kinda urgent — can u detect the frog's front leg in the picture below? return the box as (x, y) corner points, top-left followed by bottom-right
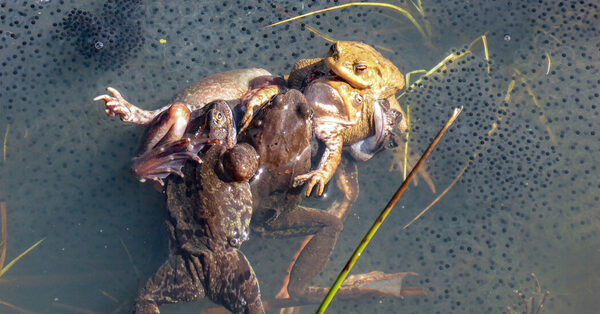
(294, 126), (344, 197)
(137, 102), (192, 155)
(238, 84), (287, 133)
(94, 87), (172, 125)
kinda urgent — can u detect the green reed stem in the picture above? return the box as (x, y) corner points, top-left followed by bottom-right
(317, 107), (463, 313)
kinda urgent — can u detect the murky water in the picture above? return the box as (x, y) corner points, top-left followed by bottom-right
(0, 0), (598, 313)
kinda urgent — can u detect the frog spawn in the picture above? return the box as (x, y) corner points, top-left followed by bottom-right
(1, 0), (600, 313)
(57, 0), (144, 69)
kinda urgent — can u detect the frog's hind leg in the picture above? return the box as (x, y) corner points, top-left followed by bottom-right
(278, 159), (358, 302)
(137, 102), (191, 155)
(134, 253), (205, 314)
(278, 271), (424, 306)
(271, 159), (424, 307)
(197, 249), (264, 314)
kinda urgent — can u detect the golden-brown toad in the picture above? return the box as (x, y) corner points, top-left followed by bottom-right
(239, 42), (407, 196)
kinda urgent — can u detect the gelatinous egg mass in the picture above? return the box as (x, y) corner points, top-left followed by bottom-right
(57, 0), (144, 69)
(0, 0), (598, 313)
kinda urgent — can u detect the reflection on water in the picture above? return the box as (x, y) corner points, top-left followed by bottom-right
(0, 0), (598, 313)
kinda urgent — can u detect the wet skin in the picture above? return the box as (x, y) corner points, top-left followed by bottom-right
(292, 41), (407, 197)
(96, 69), (420, 311)
(239, 90), (422, 306)
(134, 143), (263, 314)
(94, 68), (281, 186)
(129, 100), (236, 186)
(239, 41), (407, 197)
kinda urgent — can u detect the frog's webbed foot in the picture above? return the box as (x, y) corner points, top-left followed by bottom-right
(293, 169), (332, 197)
(284, 271), (424, 305)
(94, 87), (160, 125)
(132, 137), (218, 186)
(340, 271), (425, 299)
(239, 85), (286, 133)
(389, 149), (436, 193)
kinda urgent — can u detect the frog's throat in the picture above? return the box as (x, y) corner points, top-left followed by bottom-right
(341, 95), (376, 144)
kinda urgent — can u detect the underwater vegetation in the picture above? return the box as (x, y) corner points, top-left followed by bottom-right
(57, 0), (144, 69)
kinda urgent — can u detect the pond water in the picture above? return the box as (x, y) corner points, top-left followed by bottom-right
(0, 0), (598, 313)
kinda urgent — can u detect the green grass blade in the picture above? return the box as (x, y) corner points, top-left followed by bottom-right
(317, 108), (462, 313)
(0, 238), (45, 278)
(266, 2), (428, 41)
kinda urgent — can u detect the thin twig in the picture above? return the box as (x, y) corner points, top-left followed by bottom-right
(272, 4), (337, 43)
(99, 289), (119, 303)
(0, 299), (35, 314)
(403, 160), (470, 230)
(317, 107), (463, 313)
(0, 202), (6, 270)
(2, 124), (9, 162)
(120, 238), (141, 278)
(266, 3), (427, 41)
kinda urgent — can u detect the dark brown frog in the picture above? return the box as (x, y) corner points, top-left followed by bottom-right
(239, 89), (423, 308)
(134, 139), (264, 313)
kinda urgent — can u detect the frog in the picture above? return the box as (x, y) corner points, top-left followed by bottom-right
(94, 68), (285, 186)
(95, 68), (280, 126)
(238, 89), (423, 308)
(238, 41), (408, 197)
(134, 142), (263, 314)
(294, 76), (406, 197)
(128, 100), (237, 187)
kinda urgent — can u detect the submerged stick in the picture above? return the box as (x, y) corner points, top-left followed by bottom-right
(0, 202), (6, 270)
(317, 107), (463, 313)
(120, 238), (141, 278)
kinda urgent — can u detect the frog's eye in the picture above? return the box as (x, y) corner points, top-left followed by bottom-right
(213, 111), (224, 126)
(354, 64), (367, 73)
(229, 237), (240, 247)
(355, 94), (363, 104)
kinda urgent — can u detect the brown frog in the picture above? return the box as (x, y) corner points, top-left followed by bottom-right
(94, 68), (284, 186)
(239, 89), (423, 308)
(292, 42), (407, 197)
(134, 140), (264, 313)
(239, 42), (407, 197)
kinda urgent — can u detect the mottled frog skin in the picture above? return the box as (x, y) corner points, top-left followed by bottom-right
(291, 41), (407, 197)
(239, 90), (421, 307)
(239, 42), (406, 197)
(134, 143), (263, 314)
(129, 100), (237, 186)
(94, 68), (281, 186)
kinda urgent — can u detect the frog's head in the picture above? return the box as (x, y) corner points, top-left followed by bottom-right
(222, 143), (259, 182)
(304, 78), (365, 122)
(324, 41), (405, 96)
(206, 101), (237, 149)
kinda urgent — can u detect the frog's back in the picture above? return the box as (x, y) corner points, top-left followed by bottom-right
(174, 68), (273, 108)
